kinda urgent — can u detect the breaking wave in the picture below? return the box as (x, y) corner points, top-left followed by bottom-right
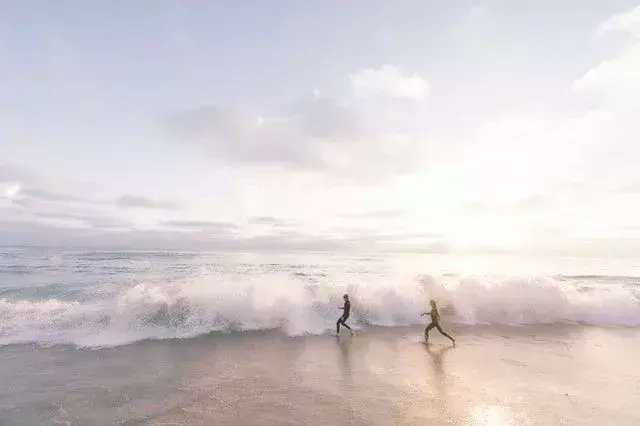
(0, 272), (638, 348)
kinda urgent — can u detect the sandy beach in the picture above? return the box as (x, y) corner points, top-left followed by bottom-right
(1, 325), (638, 425)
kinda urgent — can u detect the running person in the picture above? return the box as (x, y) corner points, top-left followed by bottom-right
(336, 294), (353, 335)
(421, 300), (455, 345)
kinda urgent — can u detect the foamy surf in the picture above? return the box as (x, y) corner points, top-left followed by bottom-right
(0, 271), (638, 348)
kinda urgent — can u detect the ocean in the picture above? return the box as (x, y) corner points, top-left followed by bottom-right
(1, 248), (639, 424)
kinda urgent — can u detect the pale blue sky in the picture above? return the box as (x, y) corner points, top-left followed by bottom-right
(2, 1), (640, 253)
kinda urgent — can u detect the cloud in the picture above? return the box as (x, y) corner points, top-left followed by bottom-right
(32, 212), (133, 229)
(1, 184), (132, 230)
(6, 214), (640, 256)
(237, 233), (347, 252)
(167, 66), (430, 182)
(243, 229), (449, 253)
(7, 198), (35, 208)
(117, 195), (179, 210)
(247, 216), (291, 226)
(350, 66), (429, 101)
(0, 214), (451, 253)
(572, 47), (640, 99)
(0, 165), (99, 205)
(169, 105), (327, 169)
(159, 220), (238, 232)
(74, 215), (131, 229)
(19, 187), (86, 203)
(596, 5), (640, 37)
(0, 220), (337, 251)
(569, 4), (640, 182)
(464, 194), (552, 214)
(330, 226), (445, 243)
(0, 164), (103, 206)
(339, 210), (403, 219)
(573, 6), (640, 100)
(10, 188), (179, 210)
(2, 182), (106, 210)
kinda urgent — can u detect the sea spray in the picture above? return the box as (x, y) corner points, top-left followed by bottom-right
(0, 271), (638, 348)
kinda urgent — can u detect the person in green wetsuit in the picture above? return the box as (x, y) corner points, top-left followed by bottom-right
(421, 299), (455, 345)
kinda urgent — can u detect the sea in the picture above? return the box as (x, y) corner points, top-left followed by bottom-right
(1, 247), (639, 424)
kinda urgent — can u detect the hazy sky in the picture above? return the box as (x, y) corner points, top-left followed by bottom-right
(2, 1), (640, 255)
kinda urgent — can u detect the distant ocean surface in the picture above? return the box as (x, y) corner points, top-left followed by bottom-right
(1, 247), (639, 349)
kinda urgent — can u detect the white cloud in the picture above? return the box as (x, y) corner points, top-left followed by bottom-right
(117, 195), (180, 210)
(0, 217), (450, 252)
(574, 5), (640, 99)
(570, 4), (640, 183)
(33, 211), (133, 230)
(596, 5), (640, 37)
(572, 45), (640, 99)
(19, 187), (86, 203)
(350, 65), (429, 101)
(159, 220), (238, 232)
(248, 216), (292, 226)
(168, 68), (431, 183)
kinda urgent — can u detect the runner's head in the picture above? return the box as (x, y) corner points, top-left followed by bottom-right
(343, 294), (349, 301)
(429, 299), (437, 307)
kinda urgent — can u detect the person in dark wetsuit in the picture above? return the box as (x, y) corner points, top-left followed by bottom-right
(421, 299), (455, 345)
(336, 294), (353, 335)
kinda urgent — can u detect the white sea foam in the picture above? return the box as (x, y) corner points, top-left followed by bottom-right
(0, 272), (638, 348)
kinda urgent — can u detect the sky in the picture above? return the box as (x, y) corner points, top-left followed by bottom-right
(1, 0), (640, 255)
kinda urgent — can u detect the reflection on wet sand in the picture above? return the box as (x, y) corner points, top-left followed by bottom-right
(336, 335), (353, 383)
(424, 344), (453, 384)
(424, 344), (455, 422)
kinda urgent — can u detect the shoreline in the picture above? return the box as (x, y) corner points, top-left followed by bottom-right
(0, 321), (623, 351)
(1, 320), (636, 351)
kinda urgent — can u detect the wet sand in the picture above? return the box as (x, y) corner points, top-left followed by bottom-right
(1, 325), (639, 425)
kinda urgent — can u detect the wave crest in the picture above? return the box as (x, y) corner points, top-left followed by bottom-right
(0, 272), (638, 348)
